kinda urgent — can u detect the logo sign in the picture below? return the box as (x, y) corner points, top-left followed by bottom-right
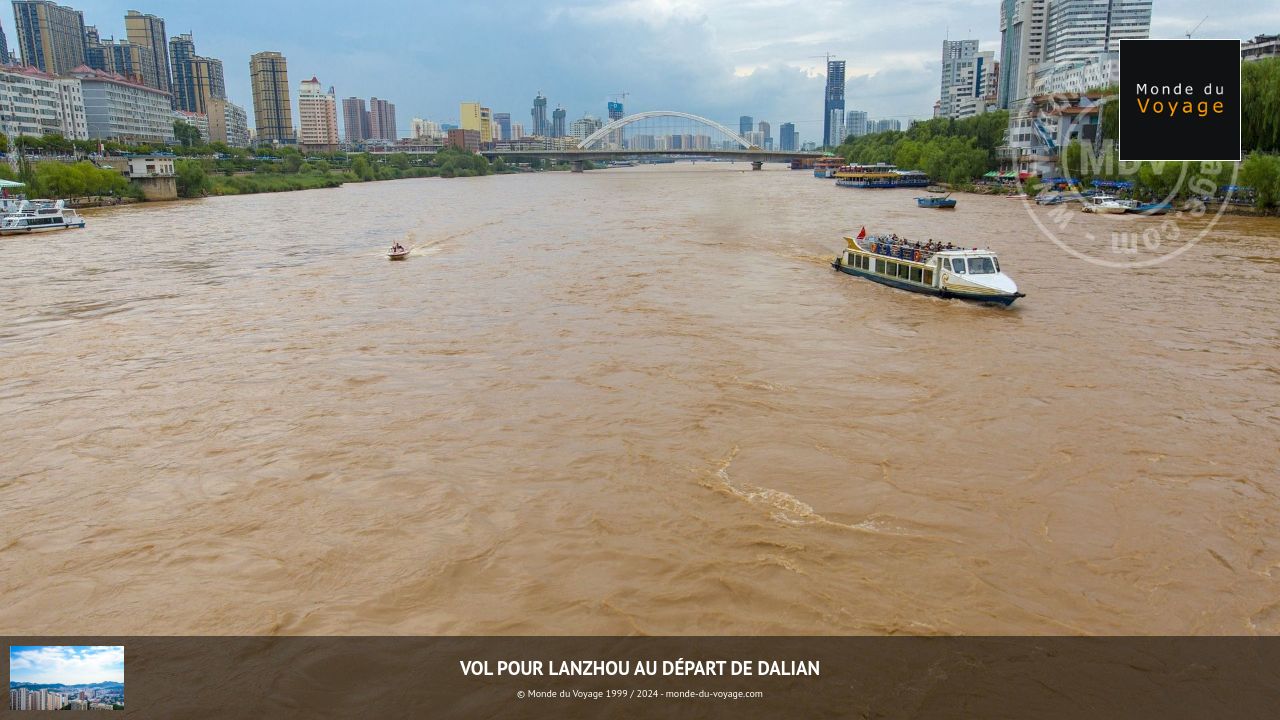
(608, 102), (624, 115)
(1119, 39), (1241, 161)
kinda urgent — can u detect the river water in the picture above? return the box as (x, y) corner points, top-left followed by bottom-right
(2, 164), (1278, 635)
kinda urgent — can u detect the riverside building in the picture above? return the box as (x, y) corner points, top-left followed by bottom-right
(0, 63), (87, 139)
(297, 76), (339, 153)
(72, 65), (174, 143)
(249, 50), (294, 144)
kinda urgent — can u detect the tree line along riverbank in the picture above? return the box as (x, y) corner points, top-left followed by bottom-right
(0, 129), (597, 203)
(833, 57), (1280, 212)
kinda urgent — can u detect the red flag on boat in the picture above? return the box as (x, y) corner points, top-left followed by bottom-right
(856, 226), (866, 240)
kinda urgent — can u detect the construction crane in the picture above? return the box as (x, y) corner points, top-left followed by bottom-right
(1186, 15), (1208, 39)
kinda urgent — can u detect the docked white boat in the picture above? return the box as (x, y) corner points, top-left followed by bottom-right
(1081, 195), (1135, 214)
(0, 199), (86, 235)
(832, 231), (1024, 306)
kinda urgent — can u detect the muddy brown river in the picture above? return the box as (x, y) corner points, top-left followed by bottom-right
(2, 164), (1278, 635)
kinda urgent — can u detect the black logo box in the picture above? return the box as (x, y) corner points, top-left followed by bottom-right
(1120, 39), (1241, 162)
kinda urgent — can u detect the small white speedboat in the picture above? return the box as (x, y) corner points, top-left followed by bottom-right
(388, 245), (410, 260)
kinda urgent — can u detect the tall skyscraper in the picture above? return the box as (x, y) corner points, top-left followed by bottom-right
(778, 122), (797, 152)
(298, 76), (338, 152)
(823, 58), (845, 147)
(997, 0), (1048, 108)
(0, 18), (9, 64)
(169, 33), (194, 109)
(939, 39), (995, 119)
(13, 0), (86, 75)
(105, 38), (160, 89)
(249, 51), (294, 144)
(169, 34), (223, 114)
(756, 120), (771, 150)
(738, 115), (753, 137)
(843, 110), (868, 139)
(342, 97), (369, 142)
(368, 97), (396, 140)
(1044, 0), (1151, 65)
(531, 92), (547, 136)
(493, 112), (511, 141)
(551, 106), (566, 137)
(124, 10), (170, 95)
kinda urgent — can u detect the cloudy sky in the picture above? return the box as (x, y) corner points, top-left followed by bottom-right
(28, 1), (1280, 143)
(9, 646), (125, 684)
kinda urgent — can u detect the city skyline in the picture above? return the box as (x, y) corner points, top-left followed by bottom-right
(0, 0), (1275, 139)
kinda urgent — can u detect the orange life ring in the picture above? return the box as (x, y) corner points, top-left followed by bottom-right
(869, 242), (877, 253)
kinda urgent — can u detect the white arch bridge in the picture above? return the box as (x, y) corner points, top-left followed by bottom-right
(477, 110), (822, 170)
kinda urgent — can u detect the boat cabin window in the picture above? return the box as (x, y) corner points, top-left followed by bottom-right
(876, 259), (887, 275)
(896, 264), (909, 279)
(910, 267), (923, 283)
(950, 258), (966, 274)
(967, 257), (997, 274)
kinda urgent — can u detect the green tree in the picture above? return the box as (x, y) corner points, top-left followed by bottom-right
(1240, 152), (1280, 209)
(350, 154), (375, 181)
(175, 159), (212, 198)
(1242, 58), (1280, 153)
(173, 120), (202, 147)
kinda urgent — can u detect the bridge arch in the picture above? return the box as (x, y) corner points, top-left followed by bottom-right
(577, 111), (758, 150)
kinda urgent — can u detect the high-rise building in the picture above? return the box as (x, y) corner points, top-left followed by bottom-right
(823, 58), (845, 147)
(298, 76), (338, 152)
(169, 33), (194, 110)
(738, 115), (752, 137)
(939, 39), (996, 119)
(249, 51), (294, 144)
(756, 120), (771, 150)
(169, 34), (223, 114)
(509, 121), (524, 139)
(459, 101), (481, 135)
(208, 97), (250, 147)
(189, 55), (224, 113)
(1044, 0), (1151, 66)
(0, 17), (9, 64)
(368, 97), (395, 141)
(480, 106), (492, 144)
(569, 114), (602, 142)
(493, 112), (511, 141)
(778, 122), (797, 152)
(124, 10), (170, 95)
(410, 117), (441, 140)
(531, 92), (547, 136)
(551, 106), (566, 137)
(843, 110), (868, 139)
(997, 0), (1048, 108)
(872, 118), (901, 133)
(341, 97), (369, 142)
(106, 39), (160, 90)
(13, 0), (87, 75)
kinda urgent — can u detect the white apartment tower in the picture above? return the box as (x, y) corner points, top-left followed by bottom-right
(297, 76), (339, 152)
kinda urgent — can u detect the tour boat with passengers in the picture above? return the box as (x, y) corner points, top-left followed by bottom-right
(916, 195), (957, 209)
(831, 228), (1024, 306)
(0, 199), (86, 235)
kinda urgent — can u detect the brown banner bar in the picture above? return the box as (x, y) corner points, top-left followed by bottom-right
(5, 637), (1279, 719)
